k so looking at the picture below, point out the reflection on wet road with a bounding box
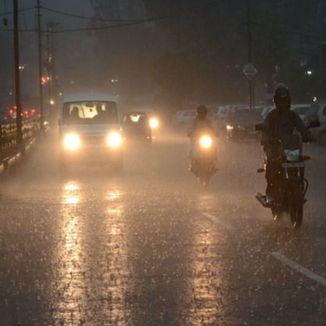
[53,182,85,324]
[0,133,326,325]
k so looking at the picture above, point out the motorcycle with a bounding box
[189,133,217,186]
[255,121,319,229]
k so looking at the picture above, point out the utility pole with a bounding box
[247,0,253,110]
[36,0,44,130]
[46,22,58,109]
[13,0,22,144]
[46,29,52,104]
[246,0,256,110]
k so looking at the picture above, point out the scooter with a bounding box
[190,133,217,186]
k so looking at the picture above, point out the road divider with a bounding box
[272,252,326,288]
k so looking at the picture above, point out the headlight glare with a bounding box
[199,135,213,149]
[107,132,123,148]
[149,117,159,129]
[63,133,81,151]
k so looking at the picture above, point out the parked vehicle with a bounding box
[291,104,311,120]
[226,109,262,141]
[173,110,196,128]
[261,106,273,120]
[304,101,326,145]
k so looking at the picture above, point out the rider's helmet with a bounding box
[197,105,208,119]
[273,83,291,111]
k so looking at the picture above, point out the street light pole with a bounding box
[37,0,44,130]
[13,0,22,144]
[247,0,254,109]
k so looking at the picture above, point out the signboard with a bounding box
[243,63,258,80]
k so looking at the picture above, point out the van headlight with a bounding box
[199,135,213,149]
[63,133,81,151]
[106,132,123,148]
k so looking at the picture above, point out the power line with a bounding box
[41,6,141,23]
[49,0,222,34]
[0,6,34,17]
[0,1,220,34]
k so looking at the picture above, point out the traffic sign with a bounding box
[243,63,258,80]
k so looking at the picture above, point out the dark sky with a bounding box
[1,0,93,27]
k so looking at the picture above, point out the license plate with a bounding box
[282,162,305,168]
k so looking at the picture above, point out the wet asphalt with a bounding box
[0,130,326,326]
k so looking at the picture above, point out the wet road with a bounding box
[0,131,326,326]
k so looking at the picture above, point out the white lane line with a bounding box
[272,252,326,288]
[202,212,234,231]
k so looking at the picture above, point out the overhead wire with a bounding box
[43,0,222,33]
[41,6,140,23]
[0,7,35,18]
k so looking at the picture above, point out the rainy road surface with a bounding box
[1,130,326,326]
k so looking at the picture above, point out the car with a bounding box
[58,93,124,170]
[225,109,263,141]
[291,104,311,121]
[304,101,326,145]
[173,110,196,128]
[261,106,273,120]
[121,111,152,144]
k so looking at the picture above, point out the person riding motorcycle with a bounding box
[188,105,217,139]
[188,105,217,173]
[261,84,311,203]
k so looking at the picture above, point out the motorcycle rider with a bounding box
[188,105,217,174]
[188,105,214,136]
[262,84,311,203]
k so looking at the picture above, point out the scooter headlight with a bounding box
[226,125,234,131]
[149,117,159,129]
[107,132,123,148]
[63,133,81,151]
[199,135,213,149]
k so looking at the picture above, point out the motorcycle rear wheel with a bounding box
[271,206,282,222]
[289,188,303,229]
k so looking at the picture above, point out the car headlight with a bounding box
[226,125,234,131]
[107,132,123,148]
[63,133,81,151]
[149,117,159,129]
[199,135,213,149]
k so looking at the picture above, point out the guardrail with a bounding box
[0,118,41,175]
[0,117,40,155]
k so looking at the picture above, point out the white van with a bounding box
[59,93,124,168]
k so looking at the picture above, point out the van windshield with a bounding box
[63,101,118,124]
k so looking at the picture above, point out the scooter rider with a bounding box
[261,84,311,203]
[188,105,215,137]
[188,105,217,173]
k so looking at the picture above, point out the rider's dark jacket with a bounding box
[261,108,308,146]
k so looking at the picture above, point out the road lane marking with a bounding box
[202,212,234,231]
[272,252,326,288]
